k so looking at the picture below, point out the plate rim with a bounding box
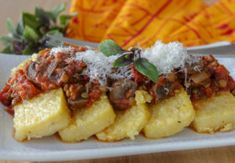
[1,135,235,161]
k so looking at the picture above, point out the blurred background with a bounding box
[2,0,235,55]
[0,0,68,36]
[0,0,68,51]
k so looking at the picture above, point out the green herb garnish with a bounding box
[113,52,133,67]
[134,58,159,82]
[99,39,123,56]
[99,39,159,82]
[0,3,73,55]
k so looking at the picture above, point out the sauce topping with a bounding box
[0,42,234,114]
[178,55,235,101]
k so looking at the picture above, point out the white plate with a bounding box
[0,54,235,161]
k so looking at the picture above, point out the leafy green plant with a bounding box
[99,39,159,82]
[0,3,72,55]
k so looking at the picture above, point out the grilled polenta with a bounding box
[14,88,70,141]
[192,92,235,133]
[59,95,116,142]
[143,88,195,139]
[96,90,151,141]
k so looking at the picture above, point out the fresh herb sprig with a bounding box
[99,39,159,82]
[0,3,72,55]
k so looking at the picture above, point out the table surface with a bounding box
[0,1,235,163]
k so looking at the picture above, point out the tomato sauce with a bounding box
[0,48,234,113]
[0,47,102,113]
[183,55,235,101]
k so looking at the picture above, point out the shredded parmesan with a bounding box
[50,46,73,55]
[75,50,131,85]
[50,41,195,84]
[142,41,194,74]
[109,66,132,80]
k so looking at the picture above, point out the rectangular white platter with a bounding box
[0,53,235,161]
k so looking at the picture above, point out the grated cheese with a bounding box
[50,46,73,55]
[50,41,195,84]
[109,66,132,81]
[75,50,131,85]
[142,41,194,74]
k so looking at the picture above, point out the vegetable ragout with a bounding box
[0,45,235,114]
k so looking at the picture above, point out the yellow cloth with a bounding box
[67,0,235,48]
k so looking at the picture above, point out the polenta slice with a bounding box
[13,88,71,141]
[59,95,116,142]
[143,88,195,139]
[192,92,235,133]
[96,90,151,141]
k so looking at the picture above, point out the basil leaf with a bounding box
[22,12,40,29]
[6,18,15,33]
[1,46,13,53]
[52,3,66,18]
[50,26,63,32]
[35,7,50,26]
[16,17,24,36]
[60,15,72,27]
[99,39,123,56]
[134,58,159,82]
[6,18,22,39]
[113,54,133,67]
[23,26,39,42]
[47,29,63,37]
[0,36,13,46]
[22,45,35,55]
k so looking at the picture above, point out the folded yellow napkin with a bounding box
[67,0,235,48]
